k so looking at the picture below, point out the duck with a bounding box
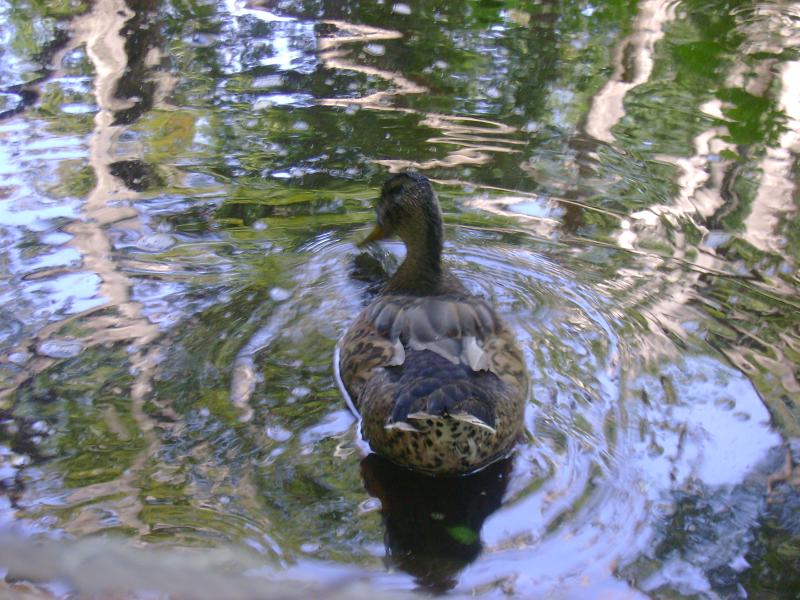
[339,173,528,475]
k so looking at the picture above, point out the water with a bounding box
[0,0,798,597]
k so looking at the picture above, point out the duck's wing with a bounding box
[339,300,407,400]
[339,295,526,396]
[391,296,527,390]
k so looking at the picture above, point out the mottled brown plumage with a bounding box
[339,173,528,475]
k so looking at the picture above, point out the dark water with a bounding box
[0,0,799,598]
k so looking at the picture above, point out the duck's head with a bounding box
[359,172,443,253]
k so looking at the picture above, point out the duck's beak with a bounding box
[357,224,389,247]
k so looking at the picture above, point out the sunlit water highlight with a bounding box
[0,0,798,598]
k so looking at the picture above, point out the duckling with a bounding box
[339,173,528,475]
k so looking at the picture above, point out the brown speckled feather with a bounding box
[340,290,528,474]
[341,294,526,397]
[339,173,528,475]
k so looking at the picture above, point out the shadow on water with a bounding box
[0,0,799,598]
[361,453,513,594]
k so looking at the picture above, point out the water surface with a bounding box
[0,0,799,598]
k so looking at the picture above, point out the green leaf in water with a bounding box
[446,525,479,545]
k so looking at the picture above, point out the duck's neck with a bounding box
[386,218,444,295]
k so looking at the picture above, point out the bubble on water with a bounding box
[729,555,749,572]
[31,421,49,434]
[41,231,72,245]
[358,498,381,514]
[7,351,30,365]
[265,425,292,442]
[136,233,176,252]
[269,287,291,302]
[36,339,83,359]
[253,220,268,231]
[60,103,96,115]
[364,44,385,57]
[263,447,285,466]
[291,386,310,398]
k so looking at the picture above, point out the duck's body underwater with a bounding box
[339,173,528,475]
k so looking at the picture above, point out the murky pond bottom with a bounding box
[1,0,799,598]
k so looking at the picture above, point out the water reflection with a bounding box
[584,0,675,144]
[361,453,513,593]
[0,0,799,597]
[313,12,525,171]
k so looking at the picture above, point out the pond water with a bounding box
[0,0,799,598]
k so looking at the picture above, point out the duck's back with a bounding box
[339,292,527,474]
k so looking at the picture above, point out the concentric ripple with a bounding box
[216,224,781,596]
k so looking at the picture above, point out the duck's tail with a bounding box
[384,349,503,432]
